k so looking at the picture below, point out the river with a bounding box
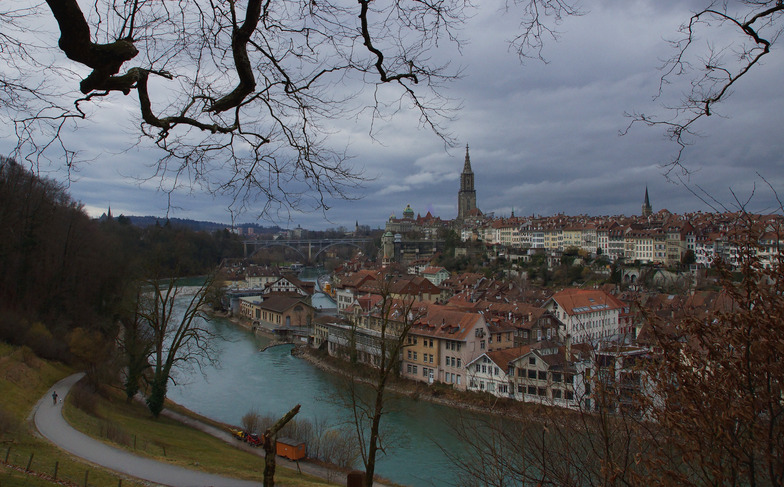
[167,302,465,487]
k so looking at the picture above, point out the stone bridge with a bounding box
[243,238,372,262]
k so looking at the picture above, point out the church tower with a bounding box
[458,145,477,220]
[642,186,653,218]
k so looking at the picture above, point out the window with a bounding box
[527,370,536,379]
[445,356,450,366]
[566,391,574,400]
[480,341,486,350]
[494,367,499,376]
[456,375,461,385]
[488,335,492,344]
[517,384,523,393]
[527,385,536,395]
[475,364,481,372]
[407,350,412,360]
[457,359,461,368]
[412,365,418,374]
[407,364,412,373]
[429,354,434,364]
[518,368,524,377]
[429,339,434,347]
[482,365,487,374]
[552,372,562,383]
[553,389,562,399]
[413,352,417,361]
[529,357,536,366]
[538,387,546,396]
[538,371,547,381]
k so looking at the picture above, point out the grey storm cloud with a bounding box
[2,0,784,229]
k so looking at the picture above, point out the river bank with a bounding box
[211,308,550,422]
[294,344,547,422]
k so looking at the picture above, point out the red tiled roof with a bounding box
[550,289,626,316]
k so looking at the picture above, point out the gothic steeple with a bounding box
[458,144,477,220]
[463,144,473,173]
[642,186,653,217]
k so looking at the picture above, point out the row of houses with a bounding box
[458,211,784,269]
[314,269,638,410]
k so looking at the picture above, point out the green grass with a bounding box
[0,344,69,421]
[63,380,336,486]
[0,342,147,487]
[0,340,335,487]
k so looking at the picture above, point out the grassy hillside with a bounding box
[62,383,334,486]
[0,343,149,486]
[0,342,335,486]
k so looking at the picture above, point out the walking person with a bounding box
[52,390,58,405]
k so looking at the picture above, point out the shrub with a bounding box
[70,381,99,416]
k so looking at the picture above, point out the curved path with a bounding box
[34,373,261,487]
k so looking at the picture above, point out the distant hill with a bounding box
[99,214,281,234]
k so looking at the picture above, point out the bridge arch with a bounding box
[312,242,368,260]
[243,238,373,262]
[247,242,307,262]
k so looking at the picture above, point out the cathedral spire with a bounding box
[458,143,477,220]
[463,144,472,173]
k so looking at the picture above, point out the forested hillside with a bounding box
[0,156,242,364]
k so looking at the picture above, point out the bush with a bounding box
[241,410,262,434]
[103,420,133,447]
[247,411,359,469]
[70,381,99,416]
[0,405,20,437]
[319,428,359,469]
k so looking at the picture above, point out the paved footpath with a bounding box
[34,373,262,487]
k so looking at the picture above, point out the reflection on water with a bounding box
[167,312,465,487]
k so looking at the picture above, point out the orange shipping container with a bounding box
[276,438,306,460]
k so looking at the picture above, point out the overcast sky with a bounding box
[2,1,783,230]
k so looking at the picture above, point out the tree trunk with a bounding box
[146,370,168,418]
[263,404,301,487]
[364,382,385,487]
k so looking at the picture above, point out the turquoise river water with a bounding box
[166,308,468,487]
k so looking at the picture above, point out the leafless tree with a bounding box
[443,361,650,487]
[625,1,784,173]
[1,0,467,218]
[336,276,423,487]
[0,1,589,219]
[637,213,784,487]
[241,409,263,435]
[136,274,217,417]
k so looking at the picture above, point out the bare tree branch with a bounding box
[625,1,784,173]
